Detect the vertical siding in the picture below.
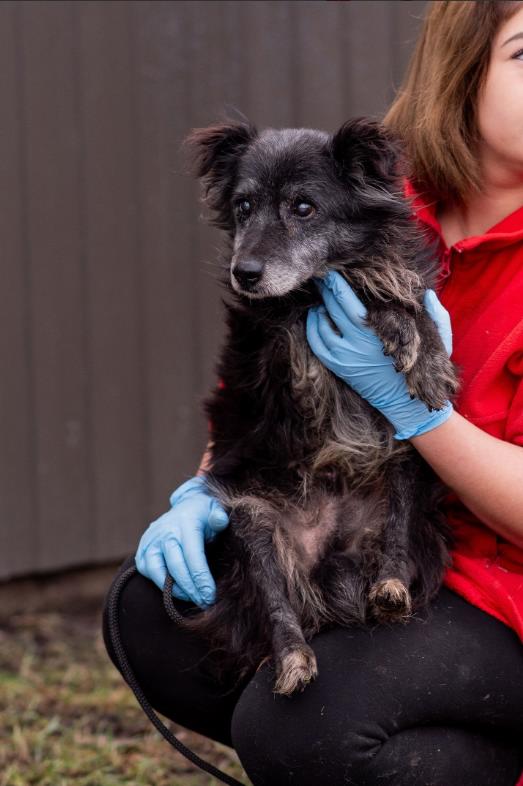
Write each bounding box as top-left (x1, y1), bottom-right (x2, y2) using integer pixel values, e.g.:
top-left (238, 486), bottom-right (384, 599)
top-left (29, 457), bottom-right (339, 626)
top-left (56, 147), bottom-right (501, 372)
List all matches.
top-left (76, 1), bottom-right (149, 561)
top-left (0, 0), bottom-right (428, 579)
top-left (0, 1), bottom-right (35, 577)
top-left (19, 1), bottom-right (94, 572)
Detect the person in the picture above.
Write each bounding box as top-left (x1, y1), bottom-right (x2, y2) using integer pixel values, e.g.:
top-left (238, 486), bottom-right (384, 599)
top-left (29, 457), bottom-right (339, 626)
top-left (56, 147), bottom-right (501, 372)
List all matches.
top-left (101, 2), bottom-right (523, 783)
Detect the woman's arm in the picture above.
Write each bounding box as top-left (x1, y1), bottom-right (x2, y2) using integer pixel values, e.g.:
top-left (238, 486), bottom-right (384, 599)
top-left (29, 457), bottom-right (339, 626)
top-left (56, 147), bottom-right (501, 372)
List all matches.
top-left (410, 410), bottom-right (523, 549)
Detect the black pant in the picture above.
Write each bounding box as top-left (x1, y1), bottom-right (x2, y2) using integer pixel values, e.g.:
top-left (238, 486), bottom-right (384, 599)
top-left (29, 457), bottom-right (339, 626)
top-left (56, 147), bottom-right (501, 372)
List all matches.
top-left (102, 553), bottom-right (523, 786)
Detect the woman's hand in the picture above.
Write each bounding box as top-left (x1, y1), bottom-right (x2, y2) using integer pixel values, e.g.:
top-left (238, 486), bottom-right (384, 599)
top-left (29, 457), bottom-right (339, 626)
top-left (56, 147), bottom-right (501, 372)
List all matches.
top-left (135, 476), bottom-right (229, 607)
top-left (306, 270), bottom-right (454, 440)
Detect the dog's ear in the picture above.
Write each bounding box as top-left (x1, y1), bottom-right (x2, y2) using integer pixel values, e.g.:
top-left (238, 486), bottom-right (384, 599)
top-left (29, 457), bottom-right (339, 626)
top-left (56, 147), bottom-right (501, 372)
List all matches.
top-left (330, 117), bottom-right (405, 190)
top-left (181, 116), bottom-right (258, 231)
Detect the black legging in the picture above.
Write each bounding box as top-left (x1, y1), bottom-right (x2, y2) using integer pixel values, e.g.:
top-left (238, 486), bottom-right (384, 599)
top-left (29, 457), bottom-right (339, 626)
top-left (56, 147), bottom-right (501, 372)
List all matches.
top-left (102, 553), bottom-right (523, 786)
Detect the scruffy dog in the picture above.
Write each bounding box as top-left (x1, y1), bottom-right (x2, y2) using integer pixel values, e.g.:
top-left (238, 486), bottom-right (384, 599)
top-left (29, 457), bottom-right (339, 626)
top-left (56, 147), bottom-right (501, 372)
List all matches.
top-left (177, 115), bottom-right (460, 696)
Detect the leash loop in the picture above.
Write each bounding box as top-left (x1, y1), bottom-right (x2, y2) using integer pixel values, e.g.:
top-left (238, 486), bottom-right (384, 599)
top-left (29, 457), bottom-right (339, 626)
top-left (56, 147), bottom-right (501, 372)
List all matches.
top-left (106, 561), bottom-right (246, 786)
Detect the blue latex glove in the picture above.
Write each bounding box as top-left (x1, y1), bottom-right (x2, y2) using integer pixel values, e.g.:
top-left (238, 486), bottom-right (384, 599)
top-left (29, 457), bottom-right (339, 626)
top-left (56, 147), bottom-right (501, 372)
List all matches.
top-left (135, 476), bottom-right (230, 607)
top-left (306, 270), bottom-right (453, 440)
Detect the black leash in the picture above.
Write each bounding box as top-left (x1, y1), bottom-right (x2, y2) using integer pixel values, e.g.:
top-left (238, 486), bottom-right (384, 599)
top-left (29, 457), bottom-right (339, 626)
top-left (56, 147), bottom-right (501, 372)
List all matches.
top-left (106, 561), bottom-right (246, 786)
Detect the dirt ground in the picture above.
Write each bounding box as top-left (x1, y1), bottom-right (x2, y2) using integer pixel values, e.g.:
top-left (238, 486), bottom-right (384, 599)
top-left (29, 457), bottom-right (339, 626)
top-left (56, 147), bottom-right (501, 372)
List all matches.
top-left (0, 605), bottom-right (249, 786)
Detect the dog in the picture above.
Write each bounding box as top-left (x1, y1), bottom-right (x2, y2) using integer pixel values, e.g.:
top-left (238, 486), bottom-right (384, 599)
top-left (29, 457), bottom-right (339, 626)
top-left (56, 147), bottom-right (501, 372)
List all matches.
top-left (176, 114), bottom-right (460, 696)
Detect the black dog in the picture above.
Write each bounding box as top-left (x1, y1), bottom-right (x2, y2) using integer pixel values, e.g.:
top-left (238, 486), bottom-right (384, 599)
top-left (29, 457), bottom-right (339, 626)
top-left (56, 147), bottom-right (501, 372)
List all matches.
top-left (177, 115), bottom-right (460, 696)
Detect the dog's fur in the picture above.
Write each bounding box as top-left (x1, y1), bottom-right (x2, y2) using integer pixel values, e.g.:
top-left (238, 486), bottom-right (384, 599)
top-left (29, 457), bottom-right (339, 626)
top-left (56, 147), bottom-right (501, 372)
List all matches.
top-left (178, 115), bottom-right (460, 695)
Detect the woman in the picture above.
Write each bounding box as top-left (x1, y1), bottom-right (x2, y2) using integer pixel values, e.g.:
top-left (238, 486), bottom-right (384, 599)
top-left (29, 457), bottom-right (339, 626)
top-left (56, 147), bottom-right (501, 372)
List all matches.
top-left (102, 2), bottom-right (523, 784)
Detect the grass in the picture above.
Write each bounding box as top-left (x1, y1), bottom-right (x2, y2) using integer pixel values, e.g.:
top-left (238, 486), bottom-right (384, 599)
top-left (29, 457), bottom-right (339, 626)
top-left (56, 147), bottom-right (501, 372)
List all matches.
top-left (0, 607), bottom-right (249, 786)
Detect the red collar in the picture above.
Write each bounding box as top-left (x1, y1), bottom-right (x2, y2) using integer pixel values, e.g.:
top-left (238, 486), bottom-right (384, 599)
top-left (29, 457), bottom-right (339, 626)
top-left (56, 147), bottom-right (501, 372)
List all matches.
top-left (403, 178), bottom-right (523, 252)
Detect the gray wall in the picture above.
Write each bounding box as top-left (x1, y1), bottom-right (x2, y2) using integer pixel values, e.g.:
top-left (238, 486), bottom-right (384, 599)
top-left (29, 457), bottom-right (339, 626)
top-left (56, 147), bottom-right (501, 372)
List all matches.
top-left (0, 0), bottom-right (428, 580)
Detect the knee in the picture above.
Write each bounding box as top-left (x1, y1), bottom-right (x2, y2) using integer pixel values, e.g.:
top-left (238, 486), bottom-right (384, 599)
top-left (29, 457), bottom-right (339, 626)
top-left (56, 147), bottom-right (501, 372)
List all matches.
top-left (101, 553), bottom-right (151, 676)
top-left (230, 662), bottom-right (386, 786)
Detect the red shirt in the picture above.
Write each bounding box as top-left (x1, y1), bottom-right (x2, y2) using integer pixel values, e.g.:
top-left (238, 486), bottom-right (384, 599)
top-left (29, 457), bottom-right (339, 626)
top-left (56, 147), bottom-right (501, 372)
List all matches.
top-left (404, 179), bottom-right (523, 644)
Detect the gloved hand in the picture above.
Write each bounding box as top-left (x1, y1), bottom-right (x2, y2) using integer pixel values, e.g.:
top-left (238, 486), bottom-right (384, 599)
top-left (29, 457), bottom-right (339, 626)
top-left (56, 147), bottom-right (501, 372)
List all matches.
top-left (306, 270), bottom-right (453, 440)
top-left (135, 476), bottom-right (230, 607)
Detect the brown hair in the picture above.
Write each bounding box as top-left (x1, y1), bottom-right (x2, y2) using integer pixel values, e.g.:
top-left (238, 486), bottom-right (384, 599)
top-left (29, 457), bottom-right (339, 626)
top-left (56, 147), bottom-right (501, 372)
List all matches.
top-left (382, 0), bottom-right (523, 209)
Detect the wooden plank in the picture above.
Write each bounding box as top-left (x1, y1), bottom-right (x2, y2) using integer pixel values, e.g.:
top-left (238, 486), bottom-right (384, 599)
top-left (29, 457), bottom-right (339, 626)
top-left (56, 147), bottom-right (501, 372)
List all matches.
top-left (0, 1), bottom-right (36, 579)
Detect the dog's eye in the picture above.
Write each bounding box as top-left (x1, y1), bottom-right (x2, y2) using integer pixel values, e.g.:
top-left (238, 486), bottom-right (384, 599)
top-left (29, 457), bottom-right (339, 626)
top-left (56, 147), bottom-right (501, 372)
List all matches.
top-left (293, 200), bottom-right (315, 218)
top-left (235, 199), bottom-right (252, 219)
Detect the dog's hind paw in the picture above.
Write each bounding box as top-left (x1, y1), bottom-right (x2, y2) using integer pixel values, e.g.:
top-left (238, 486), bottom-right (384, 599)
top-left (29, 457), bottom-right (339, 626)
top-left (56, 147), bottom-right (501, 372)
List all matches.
top-left (273, 644), bottom-right (318, 696)
top-left (368, 578), bottom-right (412, 623)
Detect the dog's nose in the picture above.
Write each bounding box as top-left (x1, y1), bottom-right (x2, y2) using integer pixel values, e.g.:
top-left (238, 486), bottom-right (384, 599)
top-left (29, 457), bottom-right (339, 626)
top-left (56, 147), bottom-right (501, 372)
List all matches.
top-left (232, 259), bottom-right (263, 288)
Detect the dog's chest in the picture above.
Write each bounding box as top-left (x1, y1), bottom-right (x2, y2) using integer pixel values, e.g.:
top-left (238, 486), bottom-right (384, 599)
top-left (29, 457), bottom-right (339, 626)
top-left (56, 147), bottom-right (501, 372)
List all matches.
top-left (283, 320), bottom-right (401, 483)
top-left (286, 322), bottom-right (330, 416)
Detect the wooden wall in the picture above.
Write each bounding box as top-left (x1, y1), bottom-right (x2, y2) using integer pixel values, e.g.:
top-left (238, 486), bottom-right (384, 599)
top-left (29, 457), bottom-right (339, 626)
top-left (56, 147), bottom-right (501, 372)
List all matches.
top-left (0, 0), bottom-right (427, 579)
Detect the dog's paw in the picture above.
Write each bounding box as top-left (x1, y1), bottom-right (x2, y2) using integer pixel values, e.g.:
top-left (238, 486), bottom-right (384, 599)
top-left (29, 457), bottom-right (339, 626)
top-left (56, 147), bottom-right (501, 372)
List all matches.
top-left (368, 578), bottom-right (412, 623)
top-left (405, 354), bottom-right (460, 411)
top-left (366, 309), bottom-right (421, 375)
top-left (273, 644), bottom-right (318, 695)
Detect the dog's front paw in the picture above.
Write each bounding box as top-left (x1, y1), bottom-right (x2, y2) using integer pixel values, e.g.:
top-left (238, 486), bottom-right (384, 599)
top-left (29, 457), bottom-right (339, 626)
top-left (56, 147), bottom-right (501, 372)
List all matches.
top-left (368, 578), bottom-right (412, 623)
top-left (366, 309), bottom-right (421, 375)
top-left (273, 644), bottom-right (318, 695)
top-left (405, 354), bottom-right (460, 411)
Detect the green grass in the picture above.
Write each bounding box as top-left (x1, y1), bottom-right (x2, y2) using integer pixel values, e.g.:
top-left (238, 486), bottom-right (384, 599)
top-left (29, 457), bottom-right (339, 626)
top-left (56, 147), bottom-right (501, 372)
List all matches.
top-left (0, 608), bottom-right (249, 786)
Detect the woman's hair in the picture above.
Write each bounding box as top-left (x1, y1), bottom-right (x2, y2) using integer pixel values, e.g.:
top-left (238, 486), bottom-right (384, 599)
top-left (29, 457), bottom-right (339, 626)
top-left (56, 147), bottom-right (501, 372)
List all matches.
top-left (383, 0), bottom-right (523, 208)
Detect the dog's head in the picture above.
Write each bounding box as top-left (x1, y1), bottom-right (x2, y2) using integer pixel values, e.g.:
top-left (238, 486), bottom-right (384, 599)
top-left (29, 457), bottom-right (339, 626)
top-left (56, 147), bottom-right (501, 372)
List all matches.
top-left (182, 114), bottom-right (407, 299)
